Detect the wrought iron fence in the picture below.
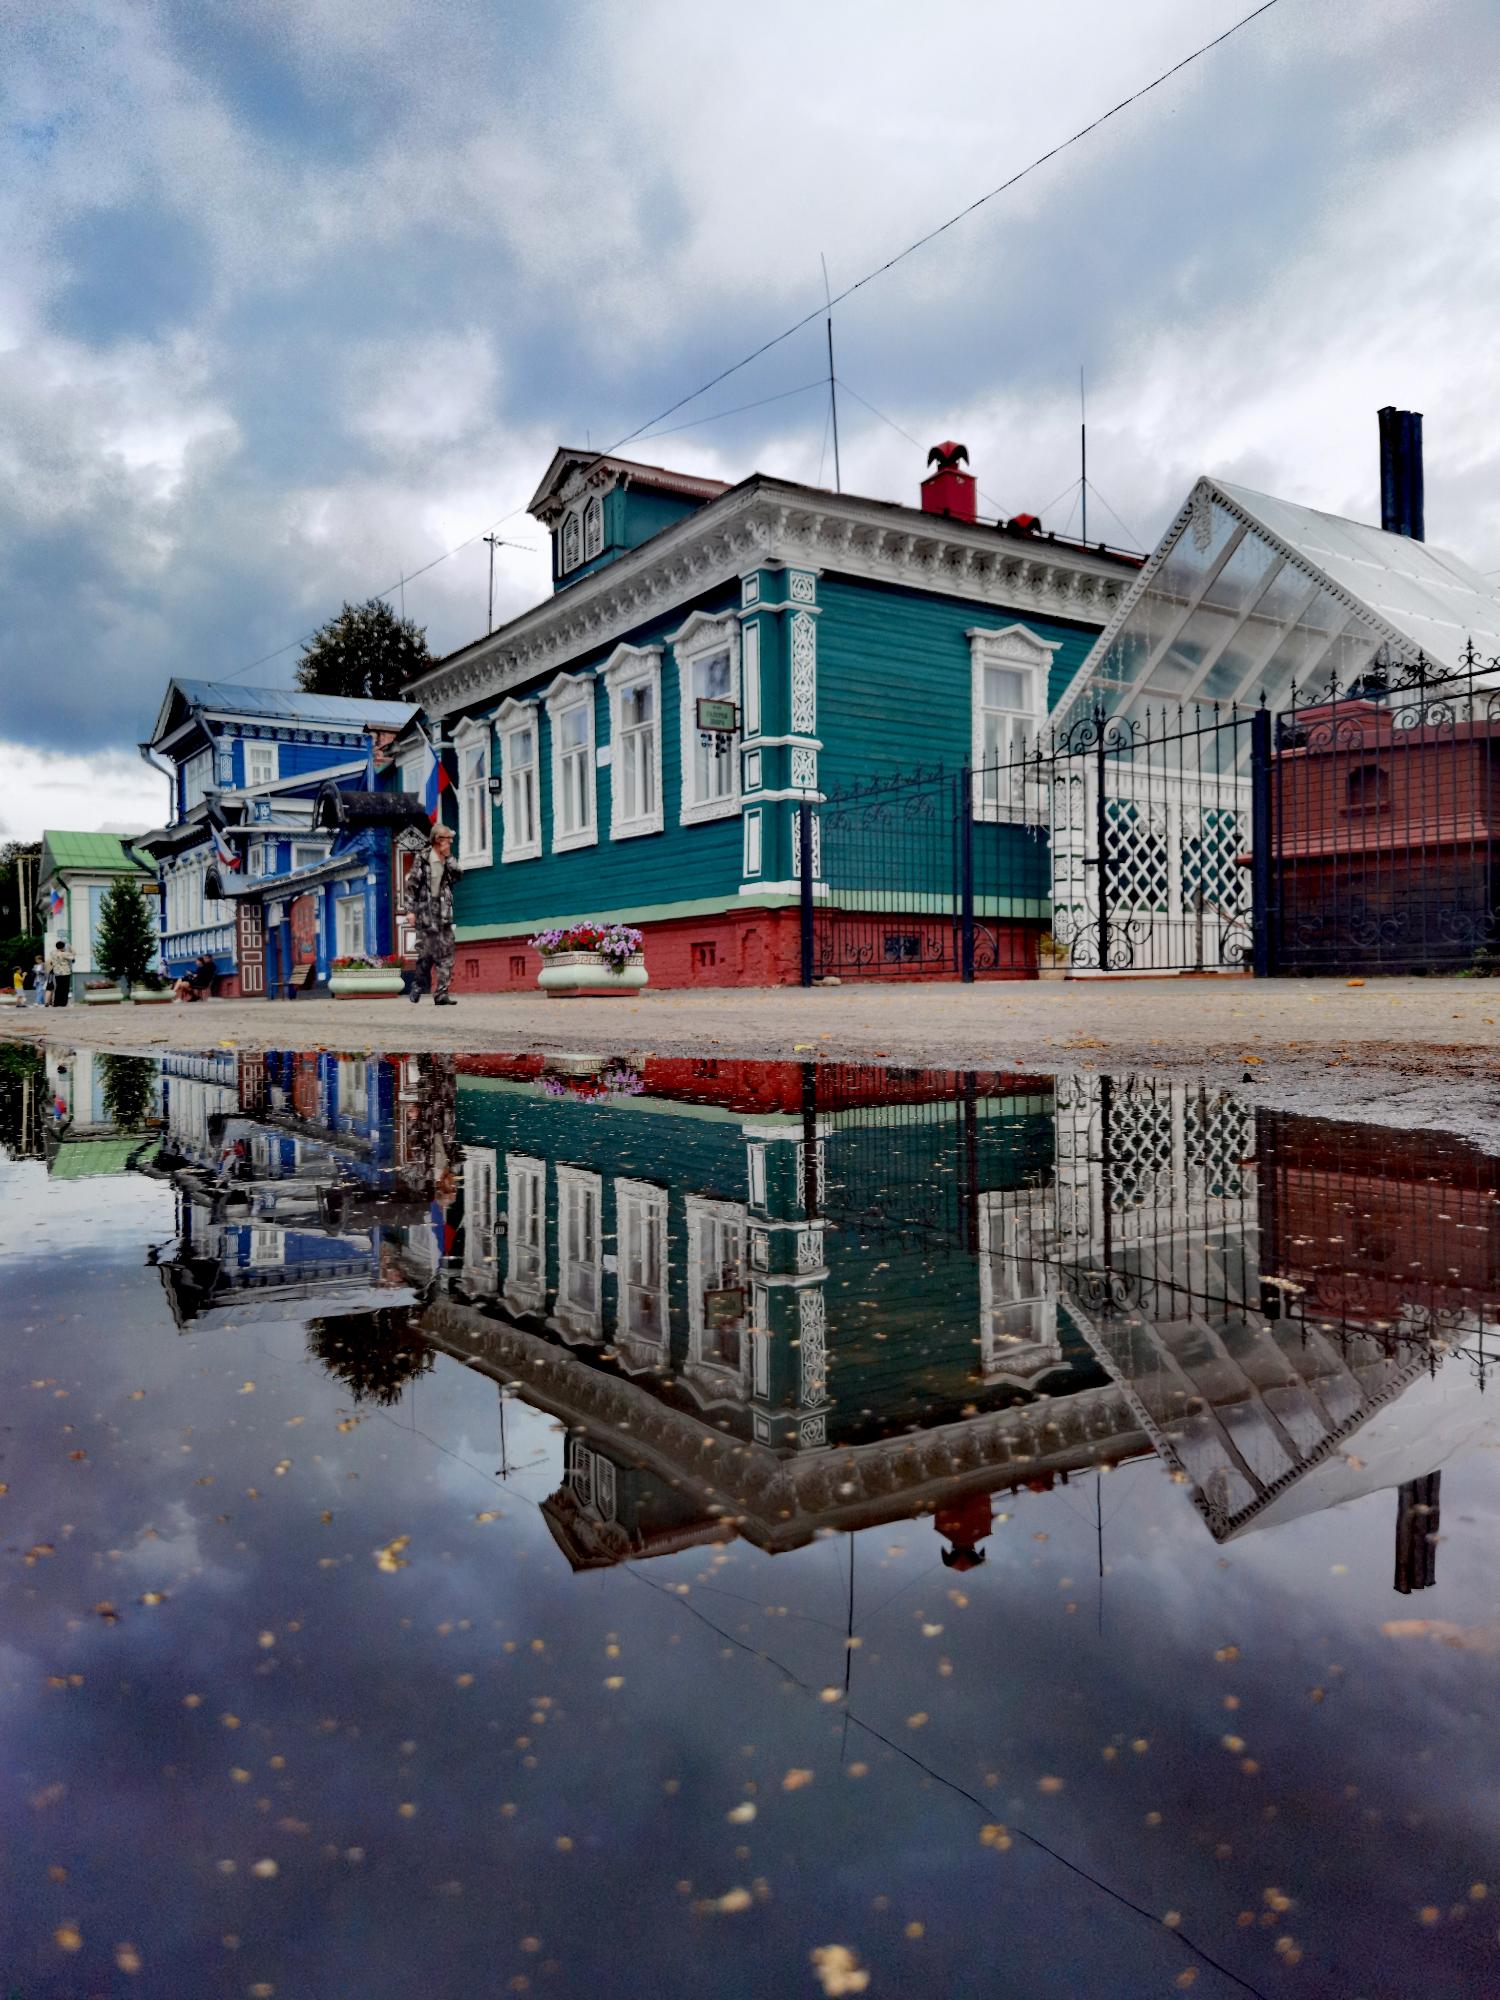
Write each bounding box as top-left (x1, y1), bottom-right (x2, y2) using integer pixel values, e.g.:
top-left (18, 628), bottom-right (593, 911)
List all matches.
top-left (1269, 642), bottom-right (1500, 975)
top-left (804, 641), bottom-right (1500, 981)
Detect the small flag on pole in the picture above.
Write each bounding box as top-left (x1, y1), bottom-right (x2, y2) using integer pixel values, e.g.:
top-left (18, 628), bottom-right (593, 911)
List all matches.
top-left (419, 730), bottom-right (451, 826)
top-left (49, 888), bottom-right (65, 916)
top-left (212, 825), bottom-right (241, 872)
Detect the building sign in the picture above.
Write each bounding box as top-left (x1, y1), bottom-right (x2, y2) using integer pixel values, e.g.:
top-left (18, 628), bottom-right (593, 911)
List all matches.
top-left (236, 900), bottom-right (266, 998)
top-left (291, 893), bottom-right (318, 965)
top-left (696, 698), bottom-right (739, 735)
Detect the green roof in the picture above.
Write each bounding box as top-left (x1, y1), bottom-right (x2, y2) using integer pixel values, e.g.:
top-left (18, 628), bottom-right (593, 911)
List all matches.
top-left (47, 1135), bottom-right (152, 1180)
top-left (39, 831), bottom-right (153, 879)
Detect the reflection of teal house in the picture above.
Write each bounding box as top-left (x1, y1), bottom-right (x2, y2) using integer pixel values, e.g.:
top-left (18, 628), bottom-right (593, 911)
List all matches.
top-left (425, 1058), bottom-right (1118, 1563)
top-left (135, 682), bottom-right (415, 997)
top-left (37, 830), bottom-right (156, 978)
top-left (399, 445), bottom-right (1139, 988)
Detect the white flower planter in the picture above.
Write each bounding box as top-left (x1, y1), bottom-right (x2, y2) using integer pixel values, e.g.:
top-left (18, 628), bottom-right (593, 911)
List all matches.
top-left (536, 951), bottom-right (649, 999)
top-left (329, 967), bottom-right (408, 1001)
top-left (547, 1053), bottom-right (608, 1076)
top-left (83, 986), bottom-right (123, 1006)
top-left (129, 988), bottom-right (175, 1004)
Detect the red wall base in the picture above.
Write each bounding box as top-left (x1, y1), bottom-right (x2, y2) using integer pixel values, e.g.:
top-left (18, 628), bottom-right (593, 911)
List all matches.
top-left (447, 908), bottom-right (1042, 993)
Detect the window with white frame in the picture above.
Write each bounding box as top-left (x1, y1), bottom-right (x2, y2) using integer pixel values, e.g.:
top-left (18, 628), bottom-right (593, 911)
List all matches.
top-left (463, 1147), bottom-right (498, 1295)
top-left (616, 1179), bottom-right (668, 1364)
top-left (248, 1224), bottom-right (282, 1269)
top-left (603, 645), bottom-right (663, 839)
top-left (506, 1154), bottom-right (546, 1312)
top-left (335, 894), bottom-right (366, 959)
top-left (545, 676), bottom-right (597, 851)
top-left (181, 749), bottom-right (213, 812)
top-left (685, 1195), bottom-right (749, 1402)
top-left (969, 625), bottom-right (1057, 821)
top-left (454, 720), bottom-right (493, 867)
top-left (292, 843), bottom-right (325, 872)
top-left (977, 1192), bottom-right (1061, 1387)
top-left (560, 509), bottom-right (581, 572)
top-left (583, 496), bottom-right (603, 560)
top-left (673, 614), bottom-right (741, 824)
top-left (244, 741), bottom-right (279, 789)
top-left (497, 703), bottom-right (541, 862)
top-left (555, 1166), bottom-right (603, 1339)
top-left (248, 843), bottom-right (264, 878)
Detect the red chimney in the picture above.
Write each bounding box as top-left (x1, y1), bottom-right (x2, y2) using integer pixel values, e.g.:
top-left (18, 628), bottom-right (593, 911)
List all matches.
top-left (921, 440), bottom-right (976, 523)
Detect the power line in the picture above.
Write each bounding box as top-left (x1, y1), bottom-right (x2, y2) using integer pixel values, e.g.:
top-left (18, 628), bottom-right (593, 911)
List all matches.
top-left (209, 0), bottom-right (1282, 684)
top-left (630, 375), bottom-right (829, 444)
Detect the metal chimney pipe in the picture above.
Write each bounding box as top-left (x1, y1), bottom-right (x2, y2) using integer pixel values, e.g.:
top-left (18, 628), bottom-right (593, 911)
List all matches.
top-left (1378, 405), bottom-right (1425, 542)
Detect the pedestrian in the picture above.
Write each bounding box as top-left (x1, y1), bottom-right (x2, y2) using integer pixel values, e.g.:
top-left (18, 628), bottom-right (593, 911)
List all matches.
top-left (27, 953), bottom-right (45, 1006)
top-left (404, 826), bottom-right (459, 1006)
top-left (47, 936), bottom-right (75, 1009)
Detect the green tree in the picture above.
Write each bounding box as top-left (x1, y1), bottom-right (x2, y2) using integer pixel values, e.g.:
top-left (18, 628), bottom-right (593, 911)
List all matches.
top-left (295, 599), bottom-right (431, 705)
top-left (95, 877), bottom-right (158, 988)
top-left (307, 1309), bottom-right (434, 1407)
top-left (98, 1054), bottom-right (157, 1133)
top-left (0, 840), bottom-right (41, 938)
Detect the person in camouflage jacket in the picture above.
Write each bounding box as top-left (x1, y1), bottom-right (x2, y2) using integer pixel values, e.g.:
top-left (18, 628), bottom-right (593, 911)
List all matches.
top-left (404, 825), bottom-right (459, 1004)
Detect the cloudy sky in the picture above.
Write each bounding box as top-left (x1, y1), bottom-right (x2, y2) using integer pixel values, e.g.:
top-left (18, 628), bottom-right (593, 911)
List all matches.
top-left (4, 0), bottom-right (1499, 839)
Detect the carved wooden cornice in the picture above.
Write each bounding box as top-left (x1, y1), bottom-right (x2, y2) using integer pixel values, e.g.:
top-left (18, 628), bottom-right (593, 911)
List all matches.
top-left (410, 485), bottom-right (1128, 719)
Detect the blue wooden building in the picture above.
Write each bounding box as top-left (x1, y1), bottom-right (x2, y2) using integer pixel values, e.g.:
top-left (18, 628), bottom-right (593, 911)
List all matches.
top-left (134, 681), bottom-right (415, 996)
top-left (400, 443), bottom-right (1141, 988)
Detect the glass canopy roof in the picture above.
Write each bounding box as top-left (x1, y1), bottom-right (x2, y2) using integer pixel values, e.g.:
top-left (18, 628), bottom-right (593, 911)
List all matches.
top-left (1055, 478), bottom-right (1500, 733)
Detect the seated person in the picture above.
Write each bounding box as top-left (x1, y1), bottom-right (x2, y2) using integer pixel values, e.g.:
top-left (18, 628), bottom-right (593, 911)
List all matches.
top-left (175, 953), bottom-right (218, 1002)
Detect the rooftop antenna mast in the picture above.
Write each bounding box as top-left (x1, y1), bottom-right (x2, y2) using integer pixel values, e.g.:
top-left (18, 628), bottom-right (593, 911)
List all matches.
top-left (1080, 366), bottom-right (1088, 546)
top-left (484, 533), bottom-right (501, 636)
top-left (822, 253), bottom-right (842, 494)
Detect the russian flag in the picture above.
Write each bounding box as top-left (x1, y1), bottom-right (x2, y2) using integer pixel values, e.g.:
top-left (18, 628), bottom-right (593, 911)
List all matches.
top-left (419, 732), bottom-right (451, 826)
top-left (49, 888), bottom-right (65, 916)
top-left (212, 824), bottom-right (241, 872)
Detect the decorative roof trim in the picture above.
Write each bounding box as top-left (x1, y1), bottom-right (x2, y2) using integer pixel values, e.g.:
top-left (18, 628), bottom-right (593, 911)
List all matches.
top-left (411, 483), bottom-right (1129, 720)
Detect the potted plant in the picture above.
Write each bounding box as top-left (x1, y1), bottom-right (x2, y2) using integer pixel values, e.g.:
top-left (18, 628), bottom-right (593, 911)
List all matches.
top-left (328, 955), bottom-right (408, 1000)
top-left (83, 977), bottom-right (124, 1005)
top-left (1036, 930), bottom-right (1071, 981)
top-left (131, 969), bottom-right (174, 1006)
top-left (530, 923), bottom-right (648, 999)
top-left (94, 877), bottom-right (160, 1001)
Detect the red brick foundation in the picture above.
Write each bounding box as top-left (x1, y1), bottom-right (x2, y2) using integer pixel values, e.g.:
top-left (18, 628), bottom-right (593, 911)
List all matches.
top-left (448, 907), bottom-right (1042, 993)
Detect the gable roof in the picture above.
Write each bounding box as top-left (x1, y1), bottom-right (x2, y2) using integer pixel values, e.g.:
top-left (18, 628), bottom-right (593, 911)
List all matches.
top-left (148, 679), bottom-right (415, 749)
top-left (527, 448), bottom-right (731, 526)
top-left (1056, 475), bottom-right (1500, 728)
top-left (39, 830), bottom-right (153, 881)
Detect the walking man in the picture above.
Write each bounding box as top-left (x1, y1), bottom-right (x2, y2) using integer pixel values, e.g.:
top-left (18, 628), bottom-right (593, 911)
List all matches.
top-left (47, 935), bottom-right (75, 1008)
top-left (405, 825), bottom-right (459, 1006)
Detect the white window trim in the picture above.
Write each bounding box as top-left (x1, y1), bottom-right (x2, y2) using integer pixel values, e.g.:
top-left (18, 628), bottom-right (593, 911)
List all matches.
top-left (462, 1147), bottom-right (499, 1296)
top-left (452, 715), bottom-right (494, 870)
top-left (555, 1165), bottom-right (604, 1342)
top-left (583, 495), bottom-right (604, 561)
top-left (672, 611), bottom-right (742, 827)
top-left (969, 624), bottom-right (1058, 824)
top-left (684, 1194), bottom-right (750, 1407)
top-left (335, 892), bottom-right (366, 959)
top-left (243, 740), bottom-right (281, 790)
top-left (544, 673), bottom-right (599, 854)
top-left (505, 1153), bottom-right (547, 1314)
top-left (603, 644), bottom-right (665, 840)
top-left (560, 507), bottom-right (582, 574)
top-left (615, 1177), bottom-right (669, 1369)
top-left (292, 842), bottom-right (326, 872)
top-left (496, 698), bottom-right (542, 863)
top-left (977, 1191), bottom-right (1062, 1388)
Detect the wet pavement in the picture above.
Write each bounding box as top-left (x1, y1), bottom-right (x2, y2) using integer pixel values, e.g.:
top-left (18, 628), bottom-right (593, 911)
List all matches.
top-left (2, 1041), bottom-right (1498, 1998)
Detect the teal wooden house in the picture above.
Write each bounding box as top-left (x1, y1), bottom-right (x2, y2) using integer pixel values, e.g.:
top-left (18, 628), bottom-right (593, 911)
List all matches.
top-left (402, 444), bottom-right (1140, 988)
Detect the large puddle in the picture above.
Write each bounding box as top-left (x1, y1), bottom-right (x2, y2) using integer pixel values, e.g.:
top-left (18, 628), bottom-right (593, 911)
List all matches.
top-left (2, 1043), bottom-right (1498, 1997)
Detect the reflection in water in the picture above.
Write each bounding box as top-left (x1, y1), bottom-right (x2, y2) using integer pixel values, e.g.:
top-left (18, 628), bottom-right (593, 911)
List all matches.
top-left (5, 1040), bottom-right (1500, 1997)
top-left (129, 1047), bottom-right (1499, 1592)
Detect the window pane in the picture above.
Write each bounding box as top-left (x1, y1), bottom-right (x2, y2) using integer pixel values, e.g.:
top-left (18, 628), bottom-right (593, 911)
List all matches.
top-left (696, 653), bottom-right (731, 700)
top-left (560, 705), bottom-right (587, 751)
top-left (984, 666), bottom-right (1028, 711)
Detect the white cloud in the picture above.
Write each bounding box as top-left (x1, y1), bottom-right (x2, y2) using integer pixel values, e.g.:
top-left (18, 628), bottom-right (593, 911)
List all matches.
top-left (0, 743), bottom-right (169, 845)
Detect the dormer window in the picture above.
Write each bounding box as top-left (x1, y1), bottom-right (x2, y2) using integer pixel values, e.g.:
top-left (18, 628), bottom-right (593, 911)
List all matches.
top-left (583, 496), bottom-right (603, 560)
top-left (245, 740), bottom-right (279, 789)
top-left (560, 510), bottom-right (581, 573)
